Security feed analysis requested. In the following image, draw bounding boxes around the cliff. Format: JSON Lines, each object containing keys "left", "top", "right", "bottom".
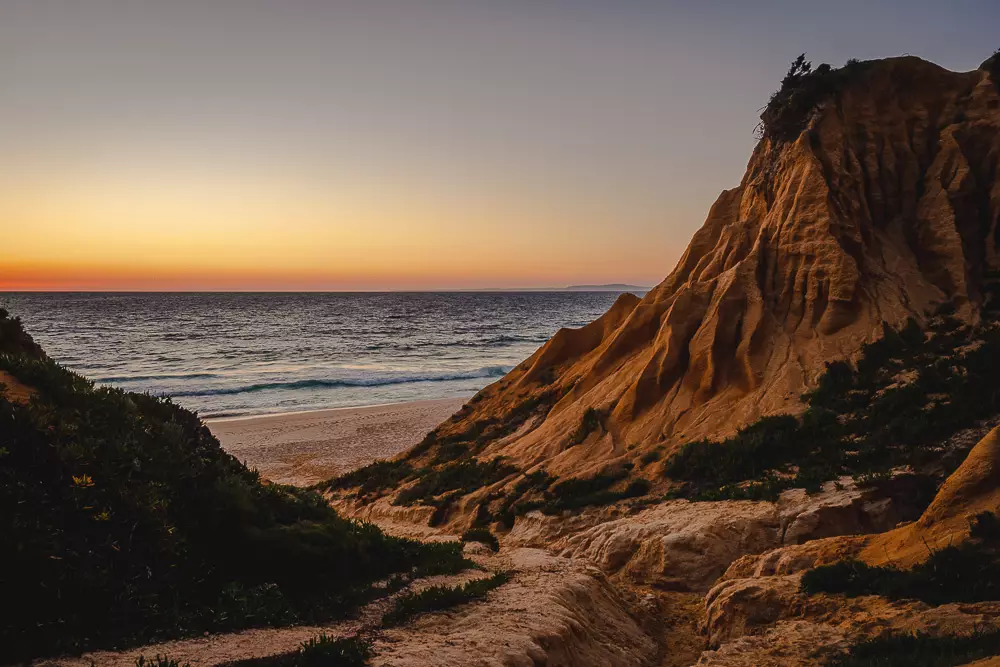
{"left": 418, "top": 56, "right": 1000, "bottom": 479}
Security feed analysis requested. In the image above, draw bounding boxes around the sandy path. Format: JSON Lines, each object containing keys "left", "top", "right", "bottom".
{"left": 208, "top": 398, "right": 465, "bottom": 486}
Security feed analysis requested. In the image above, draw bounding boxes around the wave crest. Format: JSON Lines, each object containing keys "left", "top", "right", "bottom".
{"left": 168, "top": 366, "right": 510, "bottom": 398}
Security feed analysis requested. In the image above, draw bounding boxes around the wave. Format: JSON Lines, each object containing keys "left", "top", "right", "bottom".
{"left": 96, "top": 372, "right": 220, "bottom": 383}
{"left": 167, "top": 366, "right": 511, "bottom": 398}
{"left": 362, "top": 335, "right": 548, "bottom": 351}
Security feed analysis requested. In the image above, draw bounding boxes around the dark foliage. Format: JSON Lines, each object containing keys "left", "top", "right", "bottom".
{"left": 221, "top": 634, "right": 373, "bottom": 667}
{"left": 825, "top": 629, "right": 1000, "bottom": 667}
{"left": 0, "top": 308, "right": 45, "bottom": 359}
{"left": 394, "top": 458, "right": 518, "bottom": 507}
{"left": 413, "top": 390, "right": 559, "bottom": 464}
{"left": 319, "top": 459, "right": 414, "bottom": 498}
{"left": 640, "top": 448, "right": 663, "bottom": 466}
{"left": 664, "top": 314, "right": 1000, "bottom": 501}
{"left": 758, "top": 55, "right": 870, "bottom": 142}
{"left": 569, "top": 407, "right": 605, "bottom": 446}
{"left": 538, "top": 471, "right": 651, "bottom": 514}
{"left": 461, "top": 527, "right": 500, "bottom": 552}
{"left": 136, "top": 657, "right": 190, "bottom": 667}
{"left": 494, "top": 470, "right": 554, "bottom": 529}
{"left": 381, "top": 571, "right": 510, "bottom": 627}
{"left": 981, "top": 48, "right": 1000, "bottom": 87}
{"left": 0, "top": 311, "right": 466, "bottom": 662}
{"left": 801, "top": 512, "right": 1000, "bottom": 605}
{"left": 391, "top": 457, "right": 518, "bottom": 527}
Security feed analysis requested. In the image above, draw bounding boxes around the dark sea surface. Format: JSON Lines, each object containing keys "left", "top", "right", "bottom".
{"left": 0, "top": 292, "right": 639, "bottom": 418}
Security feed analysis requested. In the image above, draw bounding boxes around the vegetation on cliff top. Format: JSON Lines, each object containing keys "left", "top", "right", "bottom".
{"left": 758, "top": 54, "right": 870, "bottom": 142}
{"left": 0, "top": 309, "right": 468, "bottom": 662}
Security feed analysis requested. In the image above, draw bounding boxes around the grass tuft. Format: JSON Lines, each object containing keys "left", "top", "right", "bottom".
{"left": 381, "top": 571, "right": 510, "bottom": 627}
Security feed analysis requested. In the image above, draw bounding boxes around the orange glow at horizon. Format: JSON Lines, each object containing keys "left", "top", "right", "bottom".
{"left": 1, "top": 157, "right": 678, "bottom": 292}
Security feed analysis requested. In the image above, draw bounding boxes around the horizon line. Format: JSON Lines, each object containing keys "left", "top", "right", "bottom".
{"left": 0, "top": 286, "right": 652, "bottom": 295}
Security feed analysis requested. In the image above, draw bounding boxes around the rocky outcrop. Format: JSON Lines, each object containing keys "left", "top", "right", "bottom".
{"left": 371, "top": 549, "right": 658, "bottom": 667}
{"left": 419, "top": 56, "right": 1000, "bottom": 477}
{"left": 507, "top": 477, "right": 906, "bottom": 591}
{"left": 698, "top": 425, "right": 1000, "bottom": 660}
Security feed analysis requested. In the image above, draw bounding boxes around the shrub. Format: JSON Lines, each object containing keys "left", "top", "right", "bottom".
{"left": 0, "top": 311, "right": 466, "bottom": 662}
{"left": 221, "top": 634, "right": 373, "bottom": 666}
{"left": 664, "top": 315, "right": 1000, "bottom": 503}
{"left": 394, "top": 459, "right": 518, "bottom": 507}
{"left": 540, "top": 472, "right": 650, "bottom": 514}
{"left": 801, "top": 512, "right": 1000, "bottom": 605}
{"left": 319, "top": 459, "right": 414, "bottom": 497}
{"left": 826, "top": 629, "right": 1000, "bottom": 667}
{"left": 136, "top": 657, "right": 190, "bottom": 667}
{"left": 758, "top": 55, "right": 869, "bottom": 142}
{"left": 981, "top": 48, "right": 1000, "bottom": 86}
{"left": 460, "top": 527, "right": 499, "bottom": 552}
{"left": 569, "top": 407, "right": 605, "bottom": 446}
{"left": 494, "top": 470, "right": 554, "bottom": 529}
{"left": 382, "top": 571, "right": 510, "bottom": 627}
{"left": 640, "top": 448, "right": 662, "bottom": 465}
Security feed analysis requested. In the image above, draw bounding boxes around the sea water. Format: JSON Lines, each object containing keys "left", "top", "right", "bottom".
{"left": 0, "top": 291, "right": 639, "bottom": 418}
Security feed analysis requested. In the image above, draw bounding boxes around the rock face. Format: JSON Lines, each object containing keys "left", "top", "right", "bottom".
{"left": 427, "top": 56, "right": 1000, "bottom": 476}
{"left": 506, "top": 477, "right": 903, "bottom": 592}
{"left": 371, "top": 549, "right": 658, "bottom": 667}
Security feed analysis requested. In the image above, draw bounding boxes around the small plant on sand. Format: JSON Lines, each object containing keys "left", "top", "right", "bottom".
{"left": 220, "top": 634, "right": 373, "bottom": 666}
{"left": 381, "top": 571, "right": 511, "bottom": 627}
{"left": 136, "top": 657, "right": 190, "bottom": 667}
{"left": 460, "top": 527, "right": 499, "bottom": 552}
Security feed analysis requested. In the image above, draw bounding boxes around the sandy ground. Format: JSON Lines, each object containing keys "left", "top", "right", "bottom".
{"left": 208, "top": 398, "right": 465, "bottom": 486}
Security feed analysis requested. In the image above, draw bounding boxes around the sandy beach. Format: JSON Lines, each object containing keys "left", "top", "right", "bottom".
{"left": 209, "top": 397, "right": 465, "bottom": 486}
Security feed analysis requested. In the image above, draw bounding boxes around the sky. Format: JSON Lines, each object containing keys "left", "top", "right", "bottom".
{"left": 2, "top": 1, "right": 998, "bottom": 291}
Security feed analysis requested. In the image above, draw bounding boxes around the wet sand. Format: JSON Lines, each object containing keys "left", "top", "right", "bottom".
{"left": 208, "top": 397, "right": 465, "bottom": 486}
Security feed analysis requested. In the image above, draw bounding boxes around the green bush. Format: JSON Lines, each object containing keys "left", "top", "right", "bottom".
{"left": 801, "top": 513, "right": 1000, "bottom": 605}
{"left": 826, "top": 629, "right": 1000, "bottom": 667}
{"left": 460, "top": 527, "right": 499, "bottom": 552}
{"left": 664, "top": 315, "right": 1000, "bottom": 502}
{"left": 0, "top": 311, "right": 466, "bottom": 662}
{"left": 382, "top": 571, "right": 510, "bottom": 627}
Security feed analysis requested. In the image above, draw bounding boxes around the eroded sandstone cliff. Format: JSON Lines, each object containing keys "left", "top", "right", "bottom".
{"left": 419, "top": 56, "right": 1000, "bottom": 478}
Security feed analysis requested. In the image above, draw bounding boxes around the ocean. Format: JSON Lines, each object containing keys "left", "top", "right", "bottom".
{"left": 0, "top": 292, "right": 637, "bottom": 419}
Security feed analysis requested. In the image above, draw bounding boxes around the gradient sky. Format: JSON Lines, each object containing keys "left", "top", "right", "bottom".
{"left": 3, "top": 1, "right": 999, "bottom": 291}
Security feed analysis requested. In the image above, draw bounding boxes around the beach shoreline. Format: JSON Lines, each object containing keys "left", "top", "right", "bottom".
{"left": 209, "top": 397, "right": 465, "bottom": 487}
